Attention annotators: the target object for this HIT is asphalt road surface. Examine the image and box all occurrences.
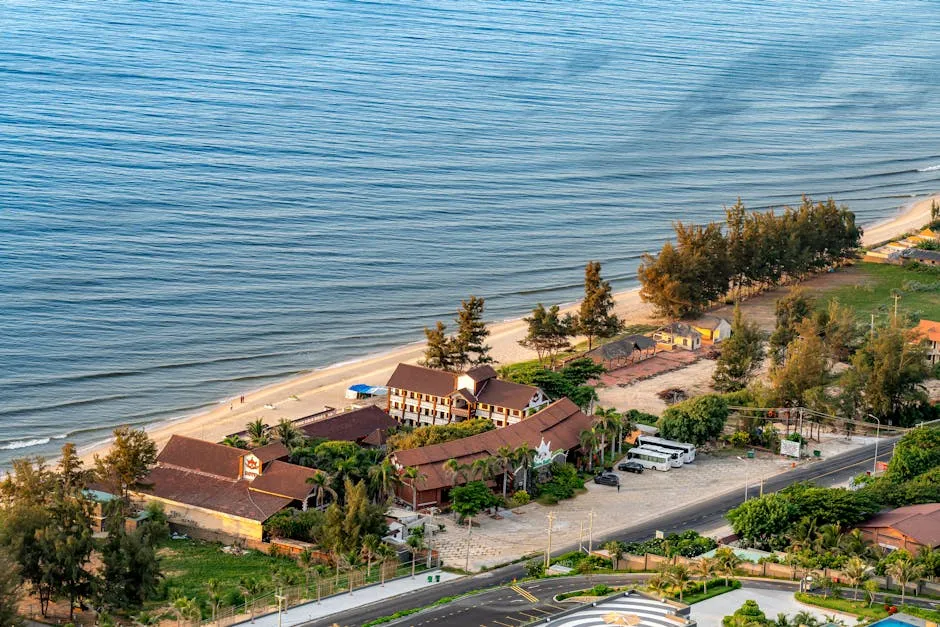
[302,439,895,627]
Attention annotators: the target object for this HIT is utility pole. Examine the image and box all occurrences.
[871,313,875,341]
[893,292,901,322]
[759,475,764,498]
[579,520,584,553]
[465,517,472,573]
[545,513,556,569]
[275,589,285,627]
[868,414,881,475]
[588,510,595,554]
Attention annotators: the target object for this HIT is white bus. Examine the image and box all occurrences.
[626,447,672,472]
[634,444,683,468]
[636,436,696,463]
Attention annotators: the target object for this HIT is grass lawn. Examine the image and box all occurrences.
[157,538,304,601]
[794,593,888,620]
[681,583,739,604]
[816,262,940,322]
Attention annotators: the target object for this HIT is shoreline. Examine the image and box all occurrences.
[74,193,937,463]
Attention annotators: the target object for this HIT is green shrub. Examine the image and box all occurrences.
[728,431,750,448]
[623,530,717,558]
[510,490,531,506]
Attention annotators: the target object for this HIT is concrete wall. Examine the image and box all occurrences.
[131,493,265,542]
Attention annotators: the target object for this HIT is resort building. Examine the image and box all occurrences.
[386,363,549,427]
[389,398,592,508]
[689,315,732,343]
[854,503,940,553]
[653,322,702,351]
[129,435,320,543]
[916,319,940,366]
[298,404,398,447]
[581,334,658,370]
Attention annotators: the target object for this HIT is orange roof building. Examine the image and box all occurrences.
[854,503,940,552]
[915,319,940,366]
[131,435,319,542]
[389,398,593,509]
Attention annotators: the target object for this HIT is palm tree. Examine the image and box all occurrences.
[471,456,499,482]
[593,407,620,459]
[863,579,879,607]
[886,558,923,604]
[238,577,264,622]
[275,418,302,449]
[694,557,720,594]
[495,446,515,501]
[814,523,842,554]
[617,411,636,454]
[917,545,939,582]
[306,471,336,508]
[206,578,224,624]
[840,529,872,560]
[790,517,817,553]
[443,458,462,486]
[579,428,601,472]
[513,446,537,493]
[361,534,381,581]
[666,564,693,602]
[842,556,868,601]
[298,549,317,593]
[646,570,671,599]
[715,547,741,587]
[407,530,425,578]
[402,466,427,511]
[603,541,626,569]
[368,459,401,503]
[245,419,269,447]
[377,542,397,586]
[172,597,200,627]
[221,435,248,449]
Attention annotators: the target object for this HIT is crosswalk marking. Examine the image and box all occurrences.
[509,585,538,603]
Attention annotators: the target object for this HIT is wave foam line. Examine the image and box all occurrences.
[918,164,940,172]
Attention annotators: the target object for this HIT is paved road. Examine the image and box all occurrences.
[303,440,894,627]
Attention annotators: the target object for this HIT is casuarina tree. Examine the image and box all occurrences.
[519,303,574,367]
[712,305,764,392]
[577,261,621,350]
[453,295,492,368]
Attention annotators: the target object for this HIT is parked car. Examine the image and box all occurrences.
[594,472,620,487]
[617,461,644,474]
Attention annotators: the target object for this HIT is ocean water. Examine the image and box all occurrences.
[2,0,940,466]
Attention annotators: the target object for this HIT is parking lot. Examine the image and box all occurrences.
[432,433,873,571]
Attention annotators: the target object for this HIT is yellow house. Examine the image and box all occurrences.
[690,316,733,343]
[127,435,318,542]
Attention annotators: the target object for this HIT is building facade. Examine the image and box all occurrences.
[916,319,940,366]
[386,363,549,427]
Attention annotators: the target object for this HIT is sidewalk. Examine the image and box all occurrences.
[237,569,462,627]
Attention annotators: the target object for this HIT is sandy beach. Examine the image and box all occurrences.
[80,194,938,461]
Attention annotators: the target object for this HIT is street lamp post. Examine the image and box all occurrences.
[868,414,881,474]
[274,589,286,627]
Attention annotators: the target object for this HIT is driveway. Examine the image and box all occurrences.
[690,588,836,626]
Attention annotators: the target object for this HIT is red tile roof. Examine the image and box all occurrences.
[157,435,245,480]
[299,405,397,442]
[465,365,498,382]
[476,378,539,410]
[249,461,318,501]
[387,364,457,397]
[915,319,940,343]
[391,398,592,491]
[859,503,940,547]
[140,466,291,522]
[253,441,290,464]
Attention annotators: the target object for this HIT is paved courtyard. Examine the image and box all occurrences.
[690,588,842,626]
[432,433,874,571]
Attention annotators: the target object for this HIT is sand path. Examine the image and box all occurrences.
[79,194,937,460]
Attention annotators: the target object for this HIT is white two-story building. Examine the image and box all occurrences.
[386,363,549,427]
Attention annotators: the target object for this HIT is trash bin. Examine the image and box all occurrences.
[435,574,440,582]
[813,450,821,457]
[427,575,432,583]
[746,450,755,459]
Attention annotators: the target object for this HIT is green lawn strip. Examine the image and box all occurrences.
[796,592,940,622]
[815,262,940,321]
[362,588,493,627]
[680,581,741,604]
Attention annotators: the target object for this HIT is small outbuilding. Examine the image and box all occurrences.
[653,322,702,351]
[581,334,658,370]
[690,315,732,343]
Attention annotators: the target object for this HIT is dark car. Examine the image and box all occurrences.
[594,472,620,487]
[617,461,644,474]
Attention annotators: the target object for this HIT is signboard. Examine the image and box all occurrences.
[532,438,565,469]
[242,454,261,480]
[780,439,801,459]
